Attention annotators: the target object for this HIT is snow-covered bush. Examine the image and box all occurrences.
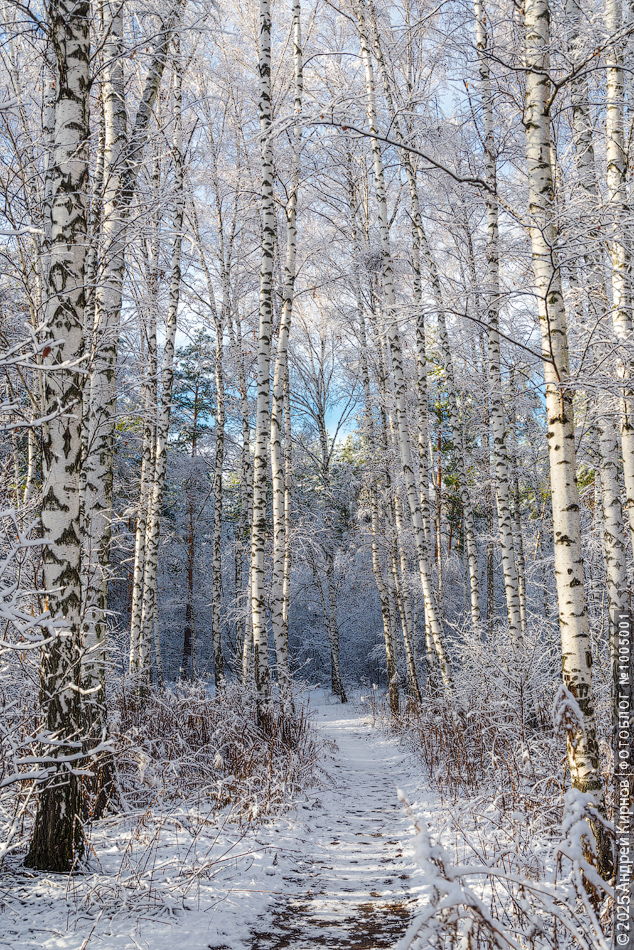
[388,624,563,810]
[397,790,612,950]
[109,680,319,822]
[369,620,614,949]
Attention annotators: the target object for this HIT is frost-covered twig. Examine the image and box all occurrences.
[397,790,611,950]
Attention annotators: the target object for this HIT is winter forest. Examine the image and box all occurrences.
[0,0,632,944]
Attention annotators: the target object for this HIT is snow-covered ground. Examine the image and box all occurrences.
[246,695,432,949]
[1,692,435,950]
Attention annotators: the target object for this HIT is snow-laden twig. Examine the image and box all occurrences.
[397,791,611,950]
[553,685,587,743]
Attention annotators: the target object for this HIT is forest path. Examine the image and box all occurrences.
[247,697,426,950]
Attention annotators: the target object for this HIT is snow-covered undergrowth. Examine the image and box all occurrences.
[0,680,322,949]
[110,680,317,820]
[368,624,613,949]
[395,790,611,950]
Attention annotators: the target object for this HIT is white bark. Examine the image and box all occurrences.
[474,0,522,638]
[210,131,235,689]
[26,0,89,871]
[565,0,628,694]
[181,391,201,679]
[211,286,226,690]
[348,159,401,708]
[226,308,254,682]
[82,0,186,687]
[270,0,302,700]
[523,0,612,876]
[80,0,125,767]
[368,1,480,629]
[251,0,275,706]
[605,0,634,556]
[356,0,453,691]
[392,493,422,703]
[511,457,528,631]
[129,238,158,673]
[283,367,292,644]
[408,133,437,679]
[137,52,185,689]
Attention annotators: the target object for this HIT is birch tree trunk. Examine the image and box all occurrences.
[368,0,480,629]
[370,495,399,709]
[392,493,422,702]
[178,365,202,679]
[182,481,196,677]
[374,316,404,711]
[83,0,185,682]
[26,0,89,871]
[137,52,185,689]
[377,334,420,705]
[79,0,125,812]
[212,307,226,689]
[325,551,347,702]
[412,216,433,566]
[565,0,628,696]
[210,144,236,692]
[605,0,634,550]
[511,464,528,631]
[345,155,403,704]
[409,147,438,683]
[270,0,302,700]
[226,309,253,682]
[251,0,275,709]
[474,0,522,638]
[129,227,158,674]
[485,483,496,627]
[433,423,444,613]
[604,1,634,718]
[356,0,453,691]
[523,0,613,877]
[283,368,292,652]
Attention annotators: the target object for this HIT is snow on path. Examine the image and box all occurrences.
[245,695,430,949]
[0,694,433,950]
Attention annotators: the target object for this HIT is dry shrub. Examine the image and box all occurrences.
[392,696,563,826]
[371,621,614,949]
[109,680,318,822]
[397,790,612,950]
[379,623,566,825]
[1,673,319,866]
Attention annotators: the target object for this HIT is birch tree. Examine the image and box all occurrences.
[473,0,522,638]
[270,0,303,701]
[605,0,634,551]
[345,152,403,709]
[25,0,90,872]
[83,0,186,688]
[368,1,481,632]
[251,0,276,709]
[128,188,159,676]
[523,0,613,877]
[355,0,453,691]
[135,51,186,689]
